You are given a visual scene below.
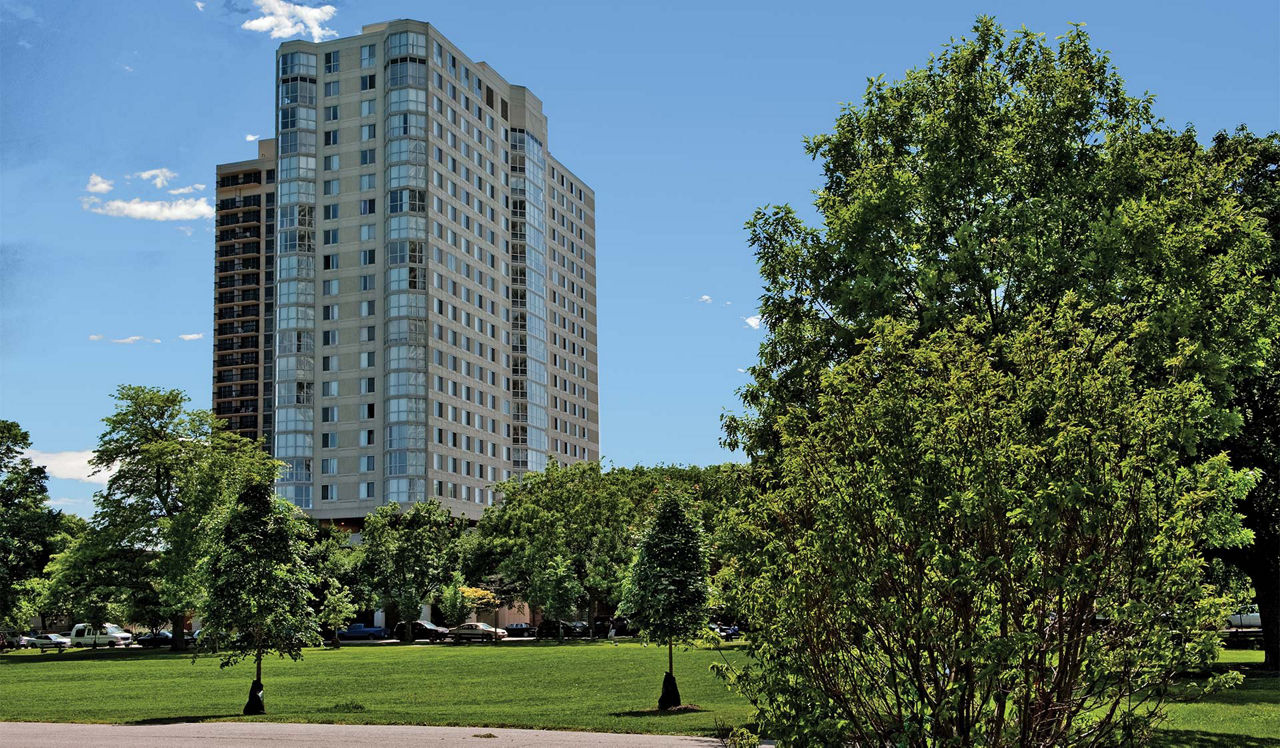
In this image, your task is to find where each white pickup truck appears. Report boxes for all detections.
[69,623,133,648]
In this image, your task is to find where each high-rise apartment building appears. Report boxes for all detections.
[213,139,277,443]
[216,20,598,525]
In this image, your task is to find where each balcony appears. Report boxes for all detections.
[217,195,262,211]
[217,227,261,243]
[217,173,263,189]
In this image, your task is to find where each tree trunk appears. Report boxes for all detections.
[243,652,265,715]
[1253,557,1280,670]
[668,638,673,675]
[169,613,188,651]
[658,639,680,710]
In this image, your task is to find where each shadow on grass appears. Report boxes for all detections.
[125,714,241,725]
[1153,729,1280,747]
[0,648,197,665]
[609,705,708,718]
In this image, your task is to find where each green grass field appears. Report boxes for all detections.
[0,642,1275,744]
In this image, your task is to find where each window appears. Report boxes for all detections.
[360,351,375,367]
[323,253,339,270]
[323,50,339,73]
[360,98,376,116]
[360,300,376,317]
[322,279,338,296]
[359,481,376,500]
[360,124,376,141]
[360,148,376,165]
[360,454,375,472]
[363,402,375,419]
[322,304,339,321]
[359,174,375,191]
[360,248,376,265]
[360,198,376,215]
[360,224,375,242]
[321,432,337,448]
[360,44,376,68]
[279,52,317,76]
[321,484,336,501]
[387,31,428,57]
[323,130,339,146]
[360,74,376,91]
[360,274,375,291]
[360,325,376,342]
[359,429,375,447]
[322,203,339,219]
[323,155,339,171]
[322,354,338,371]
[323,228,339,245]
[321,407,338,423]
[321,380,338,396]
[324,104,339,121]
[323,178,339,195]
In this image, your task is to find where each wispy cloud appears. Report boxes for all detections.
[22,450,112,486]
[723,301,733,306]
[176,226,194,236]
[241,0,337,43]
[737,367,747,373]
[121,64,135,73]
[195,1,206,9]
[17,39,32,49]
[179,333,204,341]
[698,294,712,304]
[133,167,178,188]
[112,335,143,344]
[88,334,103,341]
[85,173,114,194]
[83,196,214,221]
[245,133,261,141]
[743,315,762,330]
[151,339,162,344]
[167,183,206,195]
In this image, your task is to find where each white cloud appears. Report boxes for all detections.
[88,334,103,341]
[17,39,31,49]
[245,134,261,141]
[122,64,134,73]
[151,339,162,344]
[85,197,214,221]
[698,295,712,304]
[724,301,733,306]
[85,173,114,194]
[242,0,337,43]
[112,335,143,344]
[743,315,762,330]
[167,183,206,195]
[22,450,112,486]
[179,333,204,341]
[737,368,747,373]
[134,167,178,188]
[176,226,194,236]
[195,1,206,9]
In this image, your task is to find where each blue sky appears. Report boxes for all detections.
[1,0,1276,517]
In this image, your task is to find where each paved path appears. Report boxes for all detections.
[0,721,726,747]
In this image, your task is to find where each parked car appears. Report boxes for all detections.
[69,623,132,648]
[391,620,450,641]
[31,634,70,652]
[337,623,387,640]
[593,617,632,637]
[135,630,196,648]
[449,622,507,642]
[0,630,34,649]
[537,619,590,639]
[710,623,741,641]
[505,622,537,638]
[1228,609,1262,629]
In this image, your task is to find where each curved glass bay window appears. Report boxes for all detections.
[275,50,318,508]
[507,129,550,473]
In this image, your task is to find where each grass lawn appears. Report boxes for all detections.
[0,640,752,736]
[1,642,1275,744]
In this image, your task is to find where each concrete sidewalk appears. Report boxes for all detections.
[0,721,727,747]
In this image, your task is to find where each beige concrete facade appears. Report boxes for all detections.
[219,20,600,527]
[213,139,276,444]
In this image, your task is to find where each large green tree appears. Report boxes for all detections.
[200,482,320,714]
[90,385,277,649]
[481,460,635,633]
[720,16,1277,741]
[620,494,708,710]
[0,420,63,630]
[362,500,459,642]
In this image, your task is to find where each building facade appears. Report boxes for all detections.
[213,139,277,444]
[216,20,598,525]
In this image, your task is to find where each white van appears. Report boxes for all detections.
[69,623,132,648]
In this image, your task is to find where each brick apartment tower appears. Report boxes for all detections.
[215,20,599,526]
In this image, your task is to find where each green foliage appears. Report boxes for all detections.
[437,572,474,628]
[307,524,366,646]
[317,583,357,646]
[88,386,279,644]
[480,460,634,622]
[620,494,708,649]
[0,420,62,629]
[730,309,1254,744]
[200,482,320,671]
[720,16,1278,743]
[361,500,458,635]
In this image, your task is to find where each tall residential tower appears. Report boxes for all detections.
[216,20,598,525]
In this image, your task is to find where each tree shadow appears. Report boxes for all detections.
[1153,729,1280,747]
[608,705,708,717]
[125,714,242,725]
[0,648,192,665]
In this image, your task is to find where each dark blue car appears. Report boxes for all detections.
[337,623,387,640]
